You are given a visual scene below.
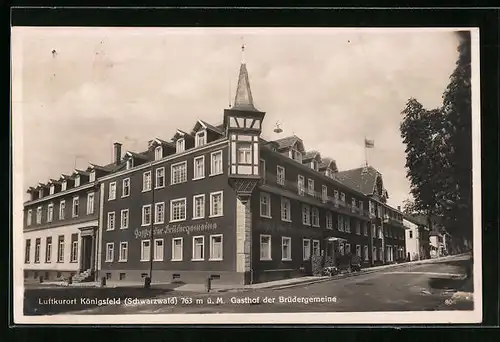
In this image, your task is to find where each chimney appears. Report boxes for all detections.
[113,142,122,165]
[397,205,401,211]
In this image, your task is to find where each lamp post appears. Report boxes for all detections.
[146,161,155,288]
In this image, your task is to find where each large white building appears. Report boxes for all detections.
[403,215,430,261]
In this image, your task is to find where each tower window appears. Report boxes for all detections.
[237,143,252,164]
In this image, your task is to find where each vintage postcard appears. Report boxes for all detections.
[12,27,481,325]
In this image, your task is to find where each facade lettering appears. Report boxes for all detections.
[134,222,218,239]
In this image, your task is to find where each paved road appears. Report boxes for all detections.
[25,254,473,315]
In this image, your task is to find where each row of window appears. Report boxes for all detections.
[260,193,369,233]
[105,234,223,262]
[24,235,78,264]
[267,161,366,210]
[266,161,403,220]
[31,130,213,200]
[26,193,95,226]
[34,172,97,200]
[107,191,224,230]
[109,150,223,201]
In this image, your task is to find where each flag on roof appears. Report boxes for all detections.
[365,138,375,148]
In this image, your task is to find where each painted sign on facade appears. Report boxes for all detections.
[134,222,218,239]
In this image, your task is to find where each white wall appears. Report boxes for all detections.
[23,220,97,271]
[403,218,420,261]
[429,236,439,249]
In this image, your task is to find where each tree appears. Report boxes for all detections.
[400,32,473,249]
[440,31,473,244]
[400,99,445,232]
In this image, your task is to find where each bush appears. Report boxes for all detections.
[311,254,324,276]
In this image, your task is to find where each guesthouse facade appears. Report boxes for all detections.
[24,57,406,286]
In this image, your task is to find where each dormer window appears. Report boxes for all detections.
[311,160,319,171]
[195,131,206,147]
[61,181,67,191]
[154,146,163,161]
[74,176,80,187]
[176,138,185,153]
[291,149,302,163]
[38,189,43,198]
[89,171,95,182]
[49,185,55,195]
[126,159,133,170]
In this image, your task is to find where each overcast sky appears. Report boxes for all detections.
[13,27,461,207]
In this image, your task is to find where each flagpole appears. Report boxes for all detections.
[364,137,368,166]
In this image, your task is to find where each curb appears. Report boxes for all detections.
[227,255,470,292]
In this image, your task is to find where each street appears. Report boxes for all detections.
[24,254,473,315]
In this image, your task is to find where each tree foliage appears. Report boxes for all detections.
[400,31,472,246]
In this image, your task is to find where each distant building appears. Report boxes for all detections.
[403,214,430,261]
[336,167,407,265]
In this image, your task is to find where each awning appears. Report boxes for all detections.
[326,237,348,242]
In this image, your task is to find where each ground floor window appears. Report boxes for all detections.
[70,233,78,263]
[154,239,164,261]
[260,235,271,260]
[34,238,41,263]
[364,245,369,260]
[171,238,183,261]
[209,235,223,261]
[303,239,311,260]
[119,242,128,262]
[57,235,64,262]
[192,236,205,261]
[45,237,52,263]
[105,243,114,262]
[356,245,361,257]
[25,239,31,263]
[141,240,150,261]
[379,248,384,261]
[345,243,351,254]
[373,247,377,261]
[312,240,320,257]
[282,237,291,260]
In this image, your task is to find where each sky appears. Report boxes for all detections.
[13,27,461,207]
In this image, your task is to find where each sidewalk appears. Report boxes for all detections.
[173,253,471,293]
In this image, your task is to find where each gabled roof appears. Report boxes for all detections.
[335,165,380,196]
[319,157,338,172]
[73,169,90,177]
[48,179,62,185]
[125,151,150,161]
[60,173,73,180]
[272,135,304,151]
[89,163,118,172]
[153,138,175,147]
[303,150,321,161]
[172,129,192,141]
[192,120,224,135]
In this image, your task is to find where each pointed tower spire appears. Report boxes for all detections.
[233,43,258,111]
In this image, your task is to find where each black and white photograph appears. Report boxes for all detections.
[12,27,481,324]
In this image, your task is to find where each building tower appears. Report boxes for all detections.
[224,45,266,203]
[223,44,265,284]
